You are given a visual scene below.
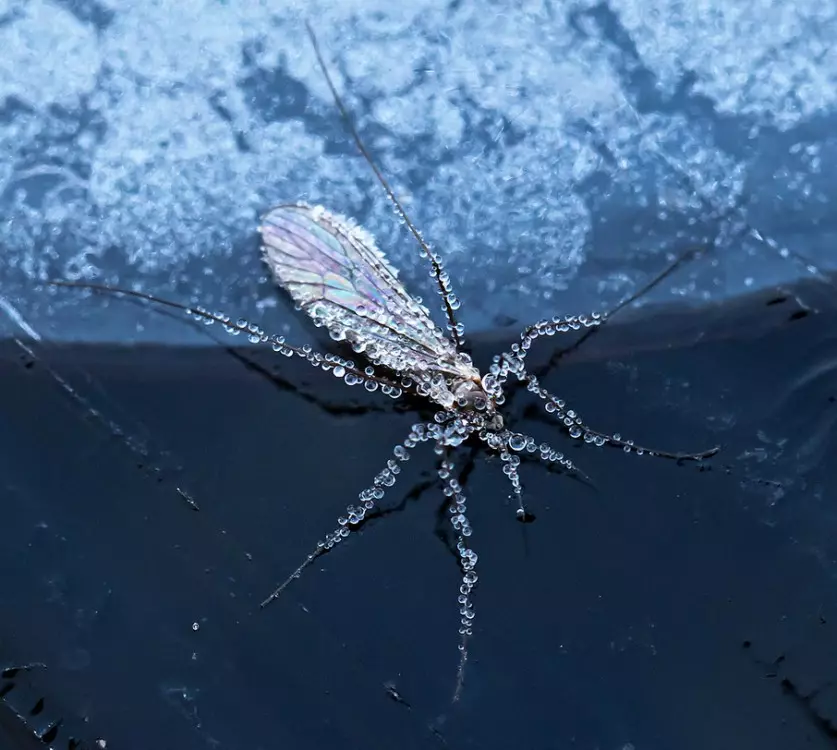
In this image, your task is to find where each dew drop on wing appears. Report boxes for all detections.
[259,203,477,385]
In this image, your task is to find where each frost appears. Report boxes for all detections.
[1,1,833,343]
[0,0,100,106]
[612,0,837,129]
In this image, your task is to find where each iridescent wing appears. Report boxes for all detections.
[259,203,477,381]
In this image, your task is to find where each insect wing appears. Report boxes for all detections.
[260,204,470,378]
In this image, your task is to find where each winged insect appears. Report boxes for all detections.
[51,22,719,700]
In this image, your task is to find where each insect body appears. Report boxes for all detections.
[49,23,720,702]
[250,197,717,700]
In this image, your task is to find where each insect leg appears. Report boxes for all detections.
[499,429,589,480]
[437,455,478,703]
[480,429,532,519]
[491,313,604,388]
[522,370,719,461]
[490,243,711,391]
[259,422,435,608]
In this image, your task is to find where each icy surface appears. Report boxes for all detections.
[1,0,835,343]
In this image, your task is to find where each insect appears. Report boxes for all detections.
[50,23,719,700]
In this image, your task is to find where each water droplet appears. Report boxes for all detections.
[508,434,527,451]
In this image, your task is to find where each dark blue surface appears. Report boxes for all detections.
[2,277,836,749]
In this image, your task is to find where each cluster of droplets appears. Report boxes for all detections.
[336,192,465,351]
[439,412,477,447]
[274,211,466,374]
[438,460,477,642]
[478,373,505,410]
[188,306,406,398]
[302,299,477,400]
[329,428,426,540]
[427,255,466,349]
[274,423,438,593]
[420,372,481,412]
[473,308,644,459]
[479,427,579,506]
[483,318,710,465]
[489,312,603,388]
[525,312,603,340]
[525,372,649,455]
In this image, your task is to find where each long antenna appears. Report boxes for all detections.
[304,21,465,348]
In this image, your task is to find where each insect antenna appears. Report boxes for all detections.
[304,22,466,348]
[47,280,407,396]
[260,421,437,608]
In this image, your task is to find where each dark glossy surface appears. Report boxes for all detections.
[2,279,836,749]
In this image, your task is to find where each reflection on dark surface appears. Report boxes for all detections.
[1,278,836,749]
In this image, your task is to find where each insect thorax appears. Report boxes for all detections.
[419,369,503,432]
